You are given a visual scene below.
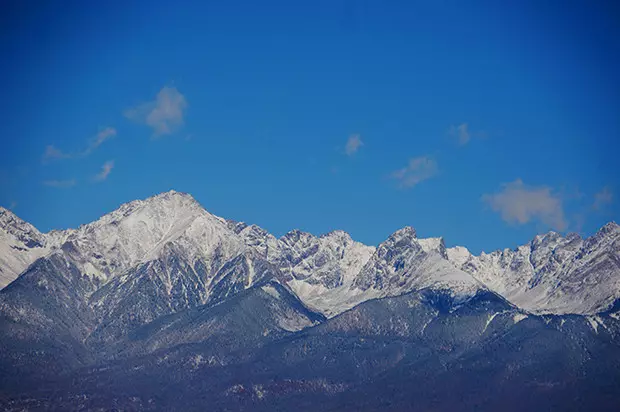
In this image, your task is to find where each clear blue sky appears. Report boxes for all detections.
[0,0,618,253]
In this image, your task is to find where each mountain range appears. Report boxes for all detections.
[1,190,619,411]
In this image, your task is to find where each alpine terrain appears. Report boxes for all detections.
[0,190,619,411]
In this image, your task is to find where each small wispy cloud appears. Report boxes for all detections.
[94,160,115,182]
[124,86,188,136]
[43,179,77,188]
[81,127,117,156]
[391,156,438,189]
[42,127,117,162]
[42,145,72,162]
[593,186,613,210]
[482,179,566,230]
[345,134,363,156]
[448,123,485,146]
[8,201,17,210]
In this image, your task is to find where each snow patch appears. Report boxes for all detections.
[261,285,281,300]
[420,317,434,335]
[586,316,607,334]
[513,313,528,324]
[482,312,502,333]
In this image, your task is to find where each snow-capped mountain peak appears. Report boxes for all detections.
[52,190,244,282]
[91,190,205,226]
[583,221,619,250]
[449,223,620,315]
[280,229,372,281]
[386,225,417,242]
[353,226,482,302]
[600,221,619,233]
[0,207,51,288]
[0,207,45,248]
[319,229,352,241]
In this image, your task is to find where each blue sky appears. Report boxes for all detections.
[0,0,618,253]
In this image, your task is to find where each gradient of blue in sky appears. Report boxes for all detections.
[0,0,618,253]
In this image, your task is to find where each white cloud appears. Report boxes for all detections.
[449,123,487,146]
[593,186,613,210]
[345,134,363,156]
[391,156,438,188]
[449,123,471,145]
[9,201,17,210]
[124,86,187,136]
[94,160,115,182]
[482,179,567,230]
[43,179,77,188]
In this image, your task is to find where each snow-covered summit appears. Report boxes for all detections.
[353,226,483,297]
[0,207,54,288]
[86,190,204,227]
[448,223,620,314]
[0,207,46,248]
[56,190,244,281]
[386,226,417,242]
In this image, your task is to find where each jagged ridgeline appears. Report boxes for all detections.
[1,191,619,411]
